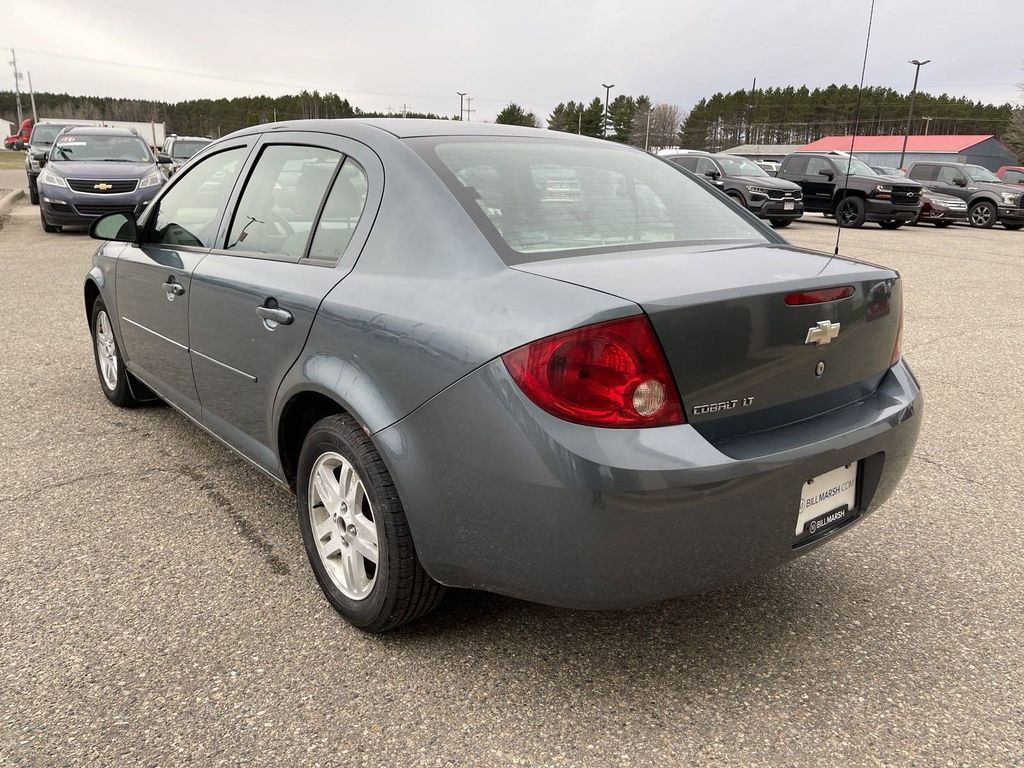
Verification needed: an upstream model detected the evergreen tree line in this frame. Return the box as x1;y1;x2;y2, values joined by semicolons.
0;89;450;137
679;85;1015;151
545;94;685;149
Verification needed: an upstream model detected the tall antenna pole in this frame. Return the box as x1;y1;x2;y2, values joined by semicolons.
9;49;24;126
27;71;38;123
457;91;467;121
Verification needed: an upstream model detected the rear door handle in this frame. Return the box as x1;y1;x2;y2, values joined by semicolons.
256;304;293;329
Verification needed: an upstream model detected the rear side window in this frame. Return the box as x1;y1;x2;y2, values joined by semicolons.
670;156;698;171
909;164;937;181
1004;170;1024;184
782;155;808;174
307;159;369;262
148;147;247;248
417;138;768;262
226;144;341;258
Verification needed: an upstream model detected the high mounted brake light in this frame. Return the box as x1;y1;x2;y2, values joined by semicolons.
501;315;685;428
784;286;855;305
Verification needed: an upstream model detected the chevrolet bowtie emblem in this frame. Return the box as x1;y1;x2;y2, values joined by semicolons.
805;320;841;346
94;183;113;191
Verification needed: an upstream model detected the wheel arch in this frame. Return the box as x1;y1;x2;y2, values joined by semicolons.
84;277;101;330
832;188;867;207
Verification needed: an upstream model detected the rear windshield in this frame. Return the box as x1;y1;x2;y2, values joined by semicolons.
414;137;769;262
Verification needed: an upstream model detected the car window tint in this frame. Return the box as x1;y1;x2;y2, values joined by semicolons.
908;164;937;181
936;166;963;185
425;139;768;261
805;157;834;177
783;155;808;174
227;144;342;258
307;159;369;262
148;147;246;248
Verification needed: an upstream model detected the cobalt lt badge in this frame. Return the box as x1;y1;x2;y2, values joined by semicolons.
805;320;841;346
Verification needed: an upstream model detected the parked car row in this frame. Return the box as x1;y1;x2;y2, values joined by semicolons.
658;147;1023;231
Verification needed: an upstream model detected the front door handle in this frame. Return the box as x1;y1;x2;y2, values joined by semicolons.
162;279;185;300
256;304;293;330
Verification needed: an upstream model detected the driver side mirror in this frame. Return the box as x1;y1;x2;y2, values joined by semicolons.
157;152;173;164
951;176;967;187
34;153;47;168
818;168;835;180
704;169;722;181
89;210;138;243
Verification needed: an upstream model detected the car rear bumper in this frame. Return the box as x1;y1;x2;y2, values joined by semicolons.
374;358;922;609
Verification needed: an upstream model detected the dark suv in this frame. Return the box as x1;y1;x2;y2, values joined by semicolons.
24;122;76;206
777;152;923;228
37;127;170;233
906;161;1024;230
667;152;803;227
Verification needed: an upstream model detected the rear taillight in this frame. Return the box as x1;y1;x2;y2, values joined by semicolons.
501;315;685;428
784;286;855;305
891;302;904;366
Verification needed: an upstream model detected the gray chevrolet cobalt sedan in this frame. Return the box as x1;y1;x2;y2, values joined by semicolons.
84;119;922;632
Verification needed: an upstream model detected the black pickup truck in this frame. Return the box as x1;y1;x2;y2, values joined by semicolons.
777;151;923;228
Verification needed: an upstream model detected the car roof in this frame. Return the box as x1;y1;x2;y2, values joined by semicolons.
170;135;211;141
61;126;142;138
227;118;599;143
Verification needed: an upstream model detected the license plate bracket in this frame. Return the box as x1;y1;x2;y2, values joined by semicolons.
795;462;859;544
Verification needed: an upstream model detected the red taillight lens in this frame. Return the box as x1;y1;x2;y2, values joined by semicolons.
784;286;855;305
891;302;904;366
501;315;685;428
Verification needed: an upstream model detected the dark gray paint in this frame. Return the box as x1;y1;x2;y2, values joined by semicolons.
85;118;923;609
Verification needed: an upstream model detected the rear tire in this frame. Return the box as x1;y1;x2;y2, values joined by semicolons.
29;180;39;205
40;208;61;233
769;218;793;228
90;299;139;407
879;220;904;230
297;414;445;633
727;192;747;209
835;195;866;228
968;200;997;229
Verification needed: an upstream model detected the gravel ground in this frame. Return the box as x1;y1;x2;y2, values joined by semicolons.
1;198;1022;767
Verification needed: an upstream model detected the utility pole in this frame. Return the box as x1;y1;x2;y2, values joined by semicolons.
899;58;930;169
923;116;933;135
457;92;467;121
577;109;582;135
465;97;474;122
601;83;614;138
27;71;38;123
9;49;24;126
644;110;652;151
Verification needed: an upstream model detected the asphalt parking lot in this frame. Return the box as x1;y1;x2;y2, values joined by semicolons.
1;185;1022;767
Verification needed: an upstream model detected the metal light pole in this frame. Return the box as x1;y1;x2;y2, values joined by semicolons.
457;92;467;121
898;59;930;169
601;83;614;138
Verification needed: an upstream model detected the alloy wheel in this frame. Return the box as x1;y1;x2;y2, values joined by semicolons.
838;201;858;226
970;205;993;227
308;451;379;600
95;310;119;391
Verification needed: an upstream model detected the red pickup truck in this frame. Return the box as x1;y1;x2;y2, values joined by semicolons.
995;166;1024;186
4;118;32;150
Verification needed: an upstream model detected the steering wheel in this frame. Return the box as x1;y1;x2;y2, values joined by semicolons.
265;209;295;238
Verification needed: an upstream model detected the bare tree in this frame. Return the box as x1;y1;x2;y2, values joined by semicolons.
647;103;687;151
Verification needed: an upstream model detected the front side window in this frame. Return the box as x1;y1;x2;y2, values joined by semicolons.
805;157;835;177
51;134;152;163
418;139;768;262
937;166;965;185
783;155;808;175
170;140;211;161
148;147;247;248
307;159;369;262
226;145;342;258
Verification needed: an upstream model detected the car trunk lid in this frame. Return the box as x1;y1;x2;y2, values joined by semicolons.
512;243;901;442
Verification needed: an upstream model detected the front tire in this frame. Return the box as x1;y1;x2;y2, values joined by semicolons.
1003;222;1023;231
769;218;793;228
91;299;138;407
40;208;61;233
968;201;997;229
835;195;866;228
879;220;904;230
297;414;445;633
29;179;39;205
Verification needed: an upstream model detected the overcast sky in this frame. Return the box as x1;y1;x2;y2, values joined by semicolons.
5;0;1022;122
